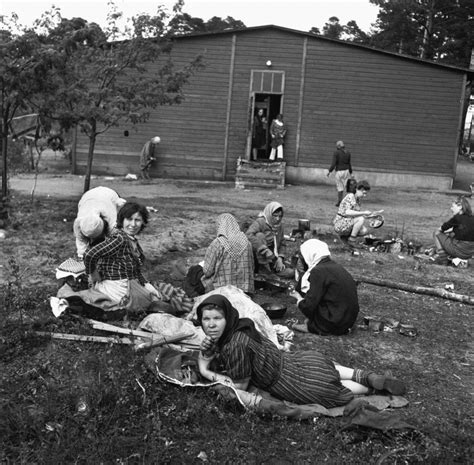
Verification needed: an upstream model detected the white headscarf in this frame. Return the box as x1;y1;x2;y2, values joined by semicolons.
300;239;331;293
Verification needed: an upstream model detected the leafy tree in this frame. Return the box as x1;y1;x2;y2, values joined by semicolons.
0;16;58;198
168;10;246;35
321;17;345;40
34;3;202;192
369;0;474;67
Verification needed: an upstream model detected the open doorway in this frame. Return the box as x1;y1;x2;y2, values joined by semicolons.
251;93;282;160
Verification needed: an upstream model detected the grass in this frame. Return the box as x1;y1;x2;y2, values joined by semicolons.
1;190;473;464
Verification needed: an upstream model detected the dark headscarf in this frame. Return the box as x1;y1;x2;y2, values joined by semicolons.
196;295;261;348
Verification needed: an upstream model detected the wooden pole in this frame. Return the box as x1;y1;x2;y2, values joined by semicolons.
354;275;474;306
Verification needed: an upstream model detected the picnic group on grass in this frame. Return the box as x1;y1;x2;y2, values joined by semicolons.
51;143;474;413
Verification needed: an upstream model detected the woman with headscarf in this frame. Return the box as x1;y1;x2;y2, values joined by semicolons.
200;213;254;294
196;295;405;407
289;239;359;335
245;201;294;278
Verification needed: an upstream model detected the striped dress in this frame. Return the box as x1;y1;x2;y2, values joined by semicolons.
217;332;353;408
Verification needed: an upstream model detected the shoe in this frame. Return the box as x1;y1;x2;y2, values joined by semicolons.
431;254;449;265
368;374;406;396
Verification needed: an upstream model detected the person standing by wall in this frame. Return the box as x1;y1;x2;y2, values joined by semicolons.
269;114;287;161
139;136;161;180
327;140;353;206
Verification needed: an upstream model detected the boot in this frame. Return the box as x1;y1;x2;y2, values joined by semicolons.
335;191;343;206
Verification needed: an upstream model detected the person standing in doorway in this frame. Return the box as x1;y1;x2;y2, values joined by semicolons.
252;109;267;160
269;114;287;161
139;136;160;180
327;140;353;206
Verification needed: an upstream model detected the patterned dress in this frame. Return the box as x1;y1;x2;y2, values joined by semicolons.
333;193;360;236
216;331;353;408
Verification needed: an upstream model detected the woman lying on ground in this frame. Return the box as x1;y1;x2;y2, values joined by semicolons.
56;202;190;317
245;201;294;278
333;180;383;246
196;295;406;409
289;239;359;335
432;196;474;265
201;213;255;294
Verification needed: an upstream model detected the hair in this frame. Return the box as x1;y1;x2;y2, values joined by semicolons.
336;140;345;149
356;180;371;192
455;196;472;216
276;113;283;119
116;202;149;232
200;304;224;315
346;178;357;194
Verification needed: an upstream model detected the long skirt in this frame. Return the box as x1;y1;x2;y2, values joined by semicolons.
268;351;354;408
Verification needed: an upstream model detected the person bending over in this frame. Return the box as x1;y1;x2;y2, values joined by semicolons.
333;180;382;246
289;239;359;335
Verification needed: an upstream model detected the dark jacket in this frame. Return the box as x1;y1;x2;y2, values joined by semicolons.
441;214;474;242
296;257;359;335
328;148;352;174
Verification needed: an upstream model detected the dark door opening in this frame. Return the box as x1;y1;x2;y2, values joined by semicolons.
251;93;282;160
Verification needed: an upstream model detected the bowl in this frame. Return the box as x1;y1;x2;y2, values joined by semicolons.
261;302;287;319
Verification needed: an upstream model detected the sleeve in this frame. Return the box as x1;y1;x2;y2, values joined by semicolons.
298;270;325;319
245;220;265;252
73;218;89;258
222;340;252;381
328;151;337;173
83;234;125;274
441;216;457;232
202;240;221;278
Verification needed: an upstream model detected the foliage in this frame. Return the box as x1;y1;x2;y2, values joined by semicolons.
26;2;202;193
310;1;473;69
0;19;53;198
368;0;474;67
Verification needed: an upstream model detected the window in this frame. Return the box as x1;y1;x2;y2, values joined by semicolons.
251;71;285;94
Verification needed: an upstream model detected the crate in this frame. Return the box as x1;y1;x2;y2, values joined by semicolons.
235;159;286;189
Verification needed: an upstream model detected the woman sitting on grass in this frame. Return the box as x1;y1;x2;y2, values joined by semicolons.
245;201;294;278
333;180;382;246
201;213;254;294
432;196;474;265
55;202;182;317
196;295;406;409
289;239;359;335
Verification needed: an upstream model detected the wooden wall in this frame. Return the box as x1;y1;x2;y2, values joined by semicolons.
73;27;466;181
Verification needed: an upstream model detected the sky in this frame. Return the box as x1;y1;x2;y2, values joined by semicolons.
1;0;380;34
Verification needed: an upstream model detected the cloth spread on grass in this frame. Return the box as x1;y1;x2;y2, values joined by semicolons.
186;285;283;350
145;347;414;430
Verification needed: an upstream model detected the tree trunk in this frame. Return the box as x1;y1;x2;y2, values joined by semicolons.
1;118;9;199
354;275;474;306
83;121;97;193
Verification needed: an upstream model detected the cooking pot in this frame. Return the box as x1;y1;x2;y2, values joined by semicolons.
261;302;287;319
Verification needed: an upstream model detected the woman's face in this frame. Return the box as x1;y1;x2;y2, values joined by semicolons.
271;209;283;226
201;308;226;342
123;212;144;236
355;188;368;199
258;109;264;116
450;202;462;215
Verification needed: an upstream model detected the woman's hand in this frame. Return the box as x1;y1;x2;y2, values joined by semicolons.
200;335;216;355
274;256;285;272
289;289;303;303
88;269;102;286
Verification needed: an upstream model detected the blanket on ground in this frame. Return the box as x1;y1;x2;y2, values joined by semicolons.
145;347;414;430
186;285;283;350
